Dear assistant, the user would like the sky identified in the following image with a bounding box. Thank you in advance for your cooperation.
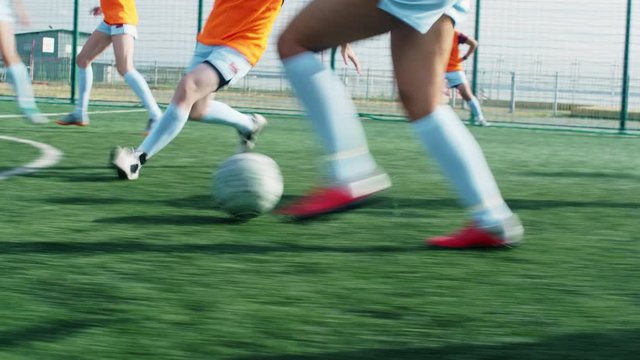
[13,0,640,87]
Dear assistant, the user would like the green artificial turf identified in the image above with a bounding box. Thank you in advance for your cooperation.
[1,101,639,359]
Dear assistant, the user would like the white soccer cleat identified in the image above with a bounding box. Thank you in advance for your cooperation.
[238,114,268,152]
[110,146,142,180]
[476,118,490,127]
[24,109,49,125]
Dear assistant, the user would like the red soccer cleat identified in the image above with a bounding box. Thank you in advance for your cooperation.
[276,172,391,219]
[56,120,88,126]
[56,113,89,126]
[426,216,523,249]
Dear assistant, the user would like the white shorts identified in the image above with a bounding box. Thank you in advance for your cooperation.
[0,0,13,23]
[377,0,458,34]
[96,21,138,39]
[186,43,253,89]
[445,70,468,88]
[443,0,471,27]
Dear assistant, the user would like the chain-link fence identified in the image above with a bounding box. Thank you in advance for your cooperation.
[1,0,637,133]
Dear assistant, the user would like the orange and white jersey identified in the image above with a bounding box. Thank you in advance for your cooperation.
[198,0,283,65]
[101,0,138,26]
[446,31,468,73]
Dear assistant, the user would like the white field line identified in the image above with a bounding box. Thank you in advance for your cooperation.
[0,108,146,119]
[0,136,63,180]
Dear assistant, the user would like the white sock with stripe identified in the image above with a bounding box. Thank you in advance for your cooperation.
[75,66,93,116]
[124,70,162,121]
[283,52,377,184]
[200,100,253,135]
[138,104,188,158]
[412,106,512,227]
[467,97,485,121]
[7,63,37,111]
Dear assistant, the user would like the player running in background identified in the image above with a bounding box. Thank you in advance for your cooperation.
[446,30,488,126]
[276,0,523,248]
[57,0,161,131]
[0,0,48,124]
[110,0,361,181]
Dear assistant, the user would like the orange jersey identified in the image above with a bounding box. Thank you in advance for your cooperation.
[446,31,468,73]
[198,0,283,65]
[101,0,138,26]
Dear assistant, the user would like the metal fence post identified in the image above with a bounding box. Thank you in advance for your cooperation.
[70,0,79,103]
[365,68,370,101]
[197,0,204,34]
[553,72,559,116]
[154,61,158,87]
[509,72,516,113]
[330,47,337,71]
[619,0,633,132]
[471,0,481,123]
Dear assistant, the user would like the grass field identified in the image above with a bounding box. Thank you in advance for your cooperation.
[1,101,639,359]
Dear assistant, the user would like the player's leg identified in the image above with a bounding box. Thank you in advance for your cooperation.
[276,0,402,217]
[112,29,163,131]
[139,63,219,157]
[110,61,222,180]
[392,16,521,247]
[190,94,267,152]
[457,81,488,126]
[58,26,112,125]
[187,45,266,151]
[0,20,47,124]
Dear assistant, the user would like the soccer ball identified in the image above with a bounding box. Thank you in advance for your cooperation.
[212,152,284,219]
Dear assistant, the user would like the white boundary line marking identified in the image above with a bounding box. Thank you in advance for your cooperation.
[0,136,63,180]
[0,108,146,119]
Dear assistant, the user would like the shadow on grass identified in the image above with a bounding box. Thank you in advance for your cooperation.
[0,318,112,349]
[372,196,639,212]
[45,193,638,225]
[0,241,422,256]
[28,164,195,182]
[277,194,638,220]
[46,195,217,210]
[41,174,124,182]
[94,214,245,225]
[231,329,640,360]
[506,198,640,211]
[276,194,395,223]
[522,170,640,181]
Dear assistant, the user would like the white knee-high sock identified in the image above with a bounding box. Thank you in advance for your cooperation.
[200,100,253,135]
[467,97,485,120]
[137,104,188,158]
[6,63,37,110]
[75,66,93,115]
[412,106,512,227]
[124,70,162,121]
[283,52,377,184]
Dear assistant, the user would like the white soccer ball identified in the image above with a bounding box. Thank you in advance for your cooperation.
[212,152,284,219]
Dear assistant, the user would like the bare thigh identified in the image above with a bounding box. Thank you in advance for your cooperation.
[172,63,221,114]
[391,16,454,120]
[112,34,135,75]
[0,21,20,65]
[76,30,112,67]
[456,82,473,101]
[278,0,401,58]
[190,93,216,120]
